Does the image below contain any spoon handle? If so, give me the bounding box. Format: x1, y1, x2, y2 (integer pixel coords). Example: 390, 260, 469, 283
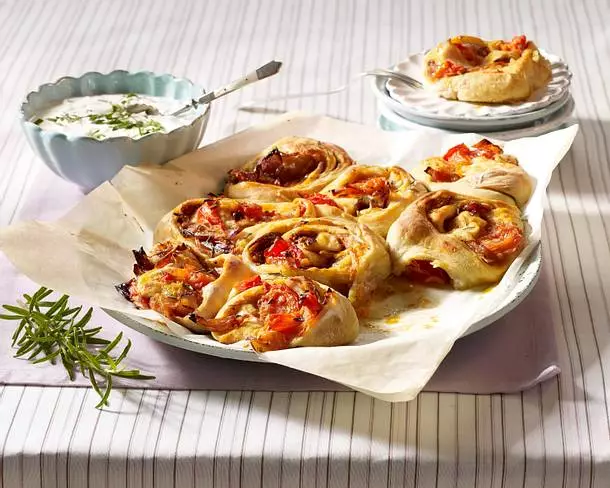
173, 60, 282, 116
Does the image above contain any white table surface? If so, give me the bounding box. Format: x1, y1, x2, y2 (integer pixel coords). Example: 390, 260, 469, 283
1, 0, 610, 486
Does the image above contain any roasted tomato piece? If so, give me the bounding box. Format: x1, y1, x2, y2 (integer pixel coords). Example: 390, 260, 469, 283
472, 139, 503, 159
477, 224, 523, 263
235, 275, 263, 292
434, 60, 468, 79
424, 166, 459, 183
299, 290, 324, 316
443, 143, 474, 163
195, 200, 224, 229
404, 260, 451, 285
306, 193, 341, 208
263, 237, 304, 266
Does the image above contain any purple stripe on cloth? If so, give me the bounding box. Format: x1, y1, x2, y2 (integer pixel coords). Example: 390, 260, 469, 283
0, 254, 560, 396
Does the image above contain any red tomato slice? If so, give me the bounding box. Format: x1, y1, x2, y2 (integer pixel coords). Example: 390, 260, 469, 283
235, 275, 263, 292
479, 224, 523, 262
443, 143, 474, 163
424, 166, 459, 183
263, 237, 303, 266
306, 193, 341, 208
196, 200, 224, 229
299, 290, 323, 316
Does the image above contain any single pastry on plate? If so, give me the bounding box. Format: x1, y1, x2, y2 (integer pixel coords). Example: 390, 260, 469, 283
318, 165, 428, 237
116, 240, 254, 331
387, 190, 526, 289
188, 275, 360, 352
237, 216, 391, 306
224, 136, 354, 201
411, 139, 533, 207
155, 196, 322, 257
424, 35, 552, 103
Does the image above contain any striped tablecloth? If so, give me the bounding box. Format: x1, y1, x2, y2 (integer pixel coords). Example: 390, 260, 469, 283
1, 0, 609, 486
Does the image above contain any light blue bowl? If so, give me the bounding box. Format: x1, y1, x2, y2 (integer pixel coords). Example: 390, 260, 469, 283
20, 70, 210, 192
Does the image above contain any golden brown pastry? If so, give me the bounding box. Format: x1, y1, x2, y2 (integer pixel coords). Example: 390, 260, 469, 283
188, 275, 359, 352
237, 216, 391, 306
411, 139, 533, 207
386, 190, 526, 289
319, 165, 428, 236
424, 35, 552, 103
154, 197, 320, 257
117, 240, 255, 330
224, 137, 354, 201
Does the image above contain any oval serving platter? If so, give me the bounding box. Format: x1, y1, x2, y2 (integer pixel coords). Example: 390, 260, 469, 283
102, 243, 542, 362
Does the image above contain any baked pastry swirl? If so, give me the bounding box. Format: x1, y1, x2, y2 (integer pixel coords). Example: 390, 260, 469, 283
238, 216, 391, 305
387, 190, 526, 289
154, 197, 320, 257
188, 275, 359, 352
424, 35, 552, 103
117, 240, 254, 330
412, 139, 533, 207
224, 137, 354, 201
319, 165, 428, 237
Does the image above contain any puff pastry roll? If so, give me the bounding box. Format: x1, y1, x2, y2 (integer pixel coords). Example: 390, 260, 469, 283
224, 137, 354, 201
116, 240, 254, 330
154, 197, 319, 257
189, 275, 359, 352
387, 190, 526, 289
238, 217, 391, 306
319, 165, 428, 236
424, 35, 552, 103
412, 139, 533, 207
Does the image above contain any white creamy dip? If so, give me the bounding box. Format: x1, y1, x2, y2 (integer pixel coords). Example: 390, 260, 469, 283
33, 93, 197, 140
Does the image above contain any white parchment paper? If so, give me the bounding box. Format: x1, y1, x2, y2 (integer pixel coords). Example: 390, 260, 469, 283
0, 112, 578, 402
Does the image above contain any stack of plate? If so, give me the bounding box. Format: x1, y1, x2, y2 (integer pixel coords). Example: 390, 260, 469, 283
371, 51, 574, 138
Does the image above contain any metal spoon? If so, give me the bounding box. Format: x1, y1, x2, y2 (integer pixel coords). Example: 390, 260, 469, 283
126, 60, 283, 117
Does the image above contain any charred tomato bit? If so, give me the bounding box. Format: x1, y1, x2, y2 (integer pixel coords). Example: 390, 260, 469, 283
132, 247, 154, 275
472, 139, 503, 159
249, 232, 282, 264
195, 199, 224, 229
424, 166, 460, 183
235, 275, 263, 292
299, 289, 324, 316
115, 279, 135, 301
263, 237, 304, 267
231, 202, 271, 222
404, 260, 451, 286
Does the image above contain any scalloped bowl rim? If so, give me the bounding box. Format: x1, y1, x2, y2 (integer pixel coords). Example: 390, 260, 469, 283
19, 69, 210, 144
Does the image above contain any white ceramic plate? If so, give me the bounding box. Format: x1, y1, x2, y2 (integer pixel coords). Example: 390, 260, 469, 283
386, 51, 571, 119
373, 75, 573, 132
102, 243, 541, 362
377, 95, 576, 140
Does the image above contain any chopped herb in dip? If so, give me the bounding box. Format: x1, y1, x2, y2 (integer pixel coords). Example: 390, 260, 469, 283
33, 93, 196, 140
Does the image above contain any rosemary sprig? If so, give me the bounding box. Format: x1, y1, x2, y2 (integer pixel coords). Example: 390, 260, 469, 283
0, 287, 154, 408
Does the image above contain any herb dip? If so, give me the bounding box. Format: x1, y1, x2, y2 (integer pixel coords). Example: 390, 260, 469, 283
33, 93, 196, 140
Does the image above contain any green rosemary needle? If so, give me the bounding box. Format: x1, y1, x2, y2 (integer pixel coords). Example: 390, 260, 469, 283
0, 287, 154, 408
